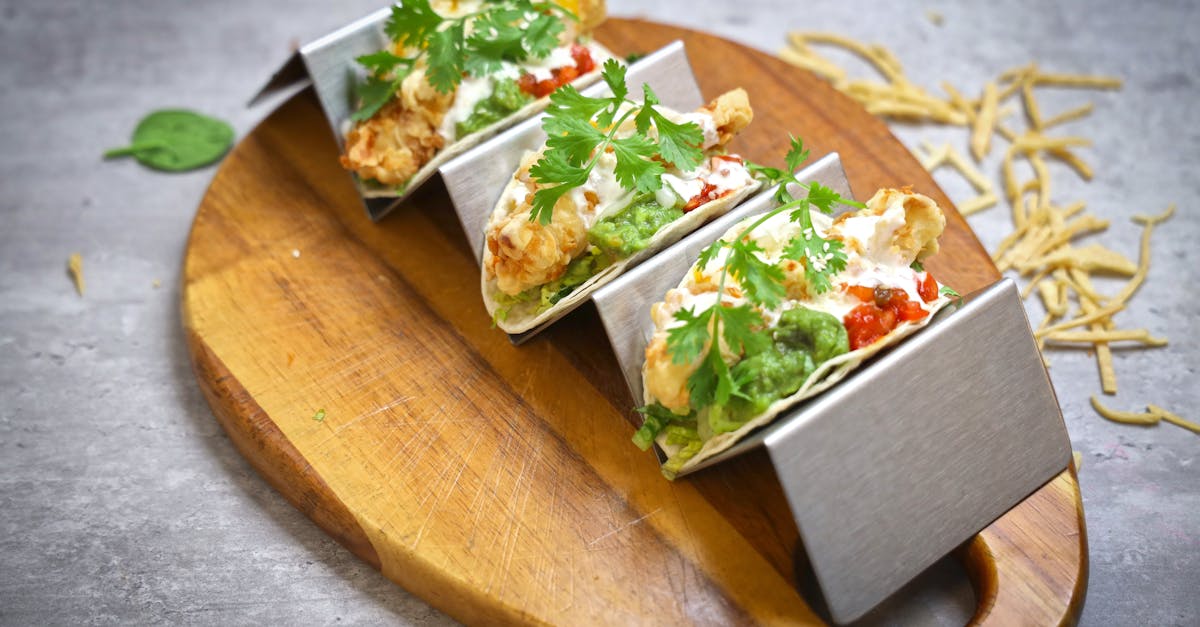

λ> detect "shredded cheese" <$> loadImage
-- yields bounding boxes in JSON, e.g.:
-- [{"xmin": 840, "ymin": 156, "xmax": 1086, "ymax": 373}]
[{"xmin": 778, "ymin": 32, "xmax": 1175, "ymax": 431}]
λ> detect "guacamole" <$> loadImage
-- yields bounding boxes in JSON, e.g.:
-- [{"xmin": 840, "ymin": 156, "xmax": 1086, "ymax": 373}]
[
  {"xmin": 456, "ymin": 78, "xmax": 532, "ymax": 138},
  {"xmin": 719, "ymin": 307, "xmax": 849, "ymax": 430},
  {"xmin": 588, "ymin": 195, "xmax": 683, "ymax": 259},
  {"xmin": 634, "ymin": 306, "xmax": 848, "ymax": 474}
]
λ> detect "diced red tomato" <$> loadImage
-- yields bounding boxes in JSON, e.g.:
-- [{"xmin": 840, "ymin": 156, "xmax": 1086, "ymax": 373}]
[
  {"xmin": 683, "ymin": 182, "xmax": 720, "ymax": 212},
  {"xmin": 844, "ymin": 303, "xmax": 896, "ymax": 351},
  {"xmin": 917, "ymin": 271, "xmax": 939, "ymax": 303},
  {"xmin": 845, "ymin": 284, "xmax": 875, "ymax": 302},
  {"xmin": 843, "ymin": 285, "xmax": 929, "ymax": 350},
  {"xmin": 518, "ymin": 45, "xmax": 596, "ymax": 98}
]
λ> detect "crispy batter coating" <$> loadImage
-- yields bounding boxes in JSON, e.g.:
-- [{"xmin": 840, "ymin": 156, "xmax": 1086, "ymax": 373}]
[
  {"xmin": 484, "ymin": 163, "xmax": 592, "ymax": 295},
  {"xmin": 865, "ymin": 188, "xmax": 946, "ymax": 262},
  {"xmin": 643, "ymin": 334, "xmax": 696, "ymax": 415},
  {"xmin": 340, "ymin": 70, "xmax": 452, "ymax": 186},
  {"xmin": 702, "ymin": 88, "xmax": 754, "ymax": 146}
]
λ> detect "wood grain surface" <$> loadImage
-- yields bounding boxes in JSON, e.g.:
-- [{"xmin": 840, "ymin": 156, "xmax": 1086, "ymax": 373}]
[{"xmin": 182, "ymin": 19, "xmax": 1087, "ymax": 625}]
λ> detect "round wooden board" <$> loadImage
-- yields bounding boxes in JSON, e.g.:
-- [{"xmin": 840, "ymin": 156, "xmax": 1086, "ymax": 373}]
[{"xmin": 183, "ymin": 19, "xmax": 1087, "ymax": 626}]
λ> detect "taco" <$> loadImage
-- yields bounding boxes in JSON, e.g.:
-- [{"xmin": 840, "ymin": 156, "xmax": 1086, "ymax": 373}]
[
  {"xmin": 639, "ymin": 187, "xmax": 955, "ymax": 477},
  {"xmin": 482, "ymin": 88, "xmax": 761, "ymax": 333},
  {"xmin": 340, "ymin": 0, "xmax": 612, "ymax": 198}
]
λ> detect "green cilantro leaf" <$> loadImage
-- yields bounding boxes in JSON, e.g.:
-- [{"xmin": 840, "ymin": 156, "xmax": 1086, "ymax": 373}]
[
  {"xmin": 521, "ymin": 12, "xmax": 565, "ymax": 58},
  {"xmin": 610, "ymin": 134, "xmax": 664, "ymax": 192},
  {"xmin": 783, "ymin": 135, "xmax": 810, "ymax": 173},
  {"xmin": 544, "ymin": 116, "xmax": 607, "ymax": 165},
  {"xmin": 697, "ymin": 239, "xmax": 725, "ymax": 269},
  {"xmin": 356, "ymin": 50, "xmax": 409, "ymax": 76},
  {"xmin": 719, "ymin": 305, "xmax": 770, "ymax": 356},
  {"xmin": 528, "ymin": 150, "xmax": 589, "ymax": 223},
  {"xmin": 351, "ymin": 75, "xmax": 402, "ymax": 122},
  {"xmin": 544, "ymin": 86, "xmax": 610, "ymax": 130},
  {"xmin": 601, "ymin": 59, "xmax": 628, "ymax": 103},
  {"xmin": 649, "ymin": 111, "xmax": 704, "ymax": 171},
  {"xmin": 910, "ymin": 260, "xmax": 925, "ymax": 272},
  {"xmin": 782, "ymin": 222, "xmax": 847, "ymax": 295},
  {"xmin": 687, "ymin": 347, "xmax": 730, "ymax": 409},
  {"xmin": 424, "ymin": 22, "xmax": 465, "ymax": 94},
  {"xmin": 807, "ymin": 181, "xmax": 864, "ymax": 213},
  {"xmin": 385, "ymin": 0, "xmax": 443, "ymax": 48},
  {"xmin": 666, "ymin": 307, "xmax": 714, "ymax": 365},
  {"xmin": 726, "ymin": 239, "xmax": 786, "ymax": 308}
]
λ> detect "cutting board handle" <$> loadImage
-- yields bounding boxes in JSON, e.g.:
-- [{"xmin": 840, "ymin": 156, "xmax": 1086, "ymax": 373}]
[{"xmin": 960, "ymin": 467, "xmax": 1087, "ymax": 626}]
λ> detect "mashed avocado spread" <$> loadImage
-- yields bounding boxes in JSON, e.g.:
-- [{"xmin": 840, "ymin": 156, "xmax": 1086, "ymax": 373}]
[
  {"xmin": 634, "ymin": 307, "xmax": 849, "ymax": 473},
  {"xmin": 457, "ymin": 78, "xmax": 532, "ymax": 138},
  {"xmin": 588, "ymin": 195, "xmax": 684, "ymax": 259}
]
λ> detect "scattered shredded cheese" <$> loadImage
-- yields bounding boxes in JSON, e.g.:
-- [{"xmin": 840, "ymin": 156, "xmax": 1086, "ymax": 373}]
[
  {"xmin": 67, "ymin": 253, "xmax": 85, "ymax": 296},
  {"xmin": 778, "ymin": 31, "xmax": 1177, "ymax": 432}
]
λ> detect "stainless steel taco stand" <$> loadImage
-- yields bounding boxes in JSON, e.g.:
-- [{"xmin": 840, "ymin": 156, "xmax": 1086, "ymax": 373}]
[{"xmin": 591, "ymin": 153, "xmax": 1073, "ymax": 624}]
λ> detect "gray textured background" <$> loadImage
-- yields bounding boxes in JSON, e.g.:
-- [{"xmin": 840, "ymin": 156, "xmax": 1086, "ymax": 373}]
[{"xmin": 1, "ymin": 0, "xmax": 1197, "ymax": 625}]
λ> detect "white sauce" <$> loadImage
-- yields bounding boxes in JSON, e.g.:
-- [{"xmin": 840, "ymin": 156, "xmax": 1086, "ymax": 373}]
[
  {"xmin": 436, "ymin": 40, "xmax": 601, "ymax": 143},
  {"xmin": 568, "ymin": 151, "xmax": 635, "ymax": 229},
  {"xmin": 521, "ymin": 45, "xmax": 578, "ymax": 82},
  {"xmin": 677, "ymin": 112, "xmax": 719, "ymax": 149},
  {"xmin": 438, "ymin": 72, "xmax": 501, "ymax": 143},
  {"xmin": 707, "ymin": 159, "xmax": 754, "ymax": 195}
]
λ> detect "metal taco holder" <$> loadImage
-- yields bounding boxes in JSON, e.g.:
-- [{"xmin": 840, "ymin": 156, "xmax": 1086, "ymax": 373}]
[
  {"xmin": 591, "ymin": 153, "xmax": 1072, "ymax": 624},
  {"xmin": 256, "ymin": 15, "xmax": 1072, "ymax": 622}
]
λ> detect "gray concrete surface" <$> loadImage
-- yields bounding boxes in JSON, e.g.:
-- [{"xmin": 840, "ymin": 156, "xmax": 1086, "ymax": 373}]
[{"xmin": 0, "ymin": 0, "xmax": 1196, "ymax": 624}]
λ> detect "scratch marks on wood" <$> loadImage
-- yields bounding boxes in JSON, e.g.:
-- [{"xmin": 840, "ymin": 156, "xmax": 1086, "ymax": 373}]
[{"xmin": 587, "ymin": 509, "xmax": 662, "ymax": 547}]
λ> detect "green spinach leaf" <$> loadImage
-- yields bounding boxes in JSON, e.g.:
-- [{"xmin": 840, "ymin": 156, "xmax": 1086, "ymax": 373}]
[{"xmin": 104, "ymin": 109, "xmax": 234, "ymax": 171}]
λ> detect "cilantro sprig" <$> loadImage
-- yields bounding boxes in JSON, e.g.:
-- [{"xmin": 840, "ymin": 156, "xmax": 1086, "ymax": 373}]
[
  {"xmin": 351, "ymin": 0, "xmax": 575, "ymax": 122},
  {"xmin": 662, "ymin": 138, "xmax": 863, "ymax": 418},
  {"xmin": 527, "ymin": 60, "xmax": 705, "ymax": 224}
]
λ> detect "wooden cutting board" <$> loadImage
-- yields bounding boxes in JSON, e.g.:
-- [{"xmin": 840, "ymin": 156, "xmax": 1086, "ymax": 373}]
[{"xmin": 182, "ymin": 19, "xmax": 1087, "ymax": 625}]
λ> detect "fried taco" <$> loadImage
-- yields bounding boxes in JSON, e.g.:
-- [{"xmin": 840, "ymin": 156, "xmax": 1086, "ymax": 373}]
[
  {"xmin": 482, "ymin": 87, "xmax": 761, "ymax": 333},
  {"xmin": 638, "ymin": 187, "xmax": 955, "ymax": 477},
  {"xmin": 340, "ymin": 0, "xmax": 612, "ymax": 197}
]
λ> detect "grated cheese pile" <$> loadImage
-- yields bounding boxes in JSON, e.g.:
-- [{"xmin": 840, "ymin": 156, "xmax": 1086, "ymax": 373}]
[{"xmin": 779, "ymin": 32, "xmax": 1191, "ymax": 434}]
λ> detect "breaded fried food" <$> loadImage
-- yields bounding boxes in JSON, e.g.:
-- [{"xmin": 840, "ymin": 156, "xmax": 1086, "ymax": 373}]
[
  {"xmin": 703, "ymin": 88, "xmax": 754, "ymax": 145},
  {"xmin": 340, "ymin": 70, "xmax": 452, "ymax": 187}
]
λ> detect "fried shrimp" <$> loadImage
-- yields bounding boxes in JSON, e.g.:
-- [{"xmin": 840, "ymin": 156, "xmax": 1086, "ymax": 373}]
[
  {"xmin": 484, "ymin": 169, "xmax": 591, "ymax": 296},
  {"xmin": 702, "ymin": 88, "xmax": 754, "ymax": 145},
  {"xmin": 339, "ymin": 70, "xmax": 452, "ymax": 187}
]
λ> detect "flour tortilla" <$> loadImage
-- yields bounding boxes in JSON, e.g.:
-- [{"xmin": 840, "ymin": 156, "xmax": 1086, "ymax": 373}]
[
  {"xmin": 482, "ymin": 168, "xmax": 763, "ymax": 333},
  {"xmin": 356, "ymin": 41, "xmax": 616, "ymax": 199}
]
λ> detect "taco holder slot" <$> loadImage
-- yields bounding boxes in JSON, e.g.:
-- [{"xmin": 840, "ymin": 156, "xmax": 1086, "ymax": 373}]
[{"xmin": 592, "ymin": 153, "xmax": 1071, "ymax": 623}]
